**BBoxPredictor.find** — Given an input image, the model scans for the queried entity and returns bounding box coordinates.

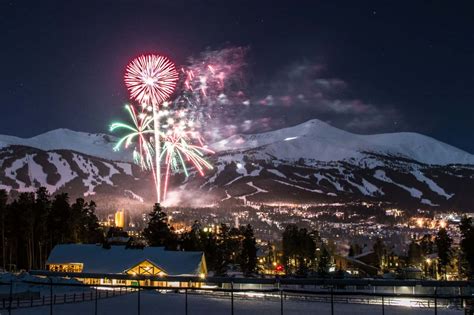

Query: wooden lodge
[45,244,207,287]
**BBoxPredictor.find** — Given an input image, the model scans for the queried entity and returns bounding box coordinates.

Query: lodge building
[45,244,207,287]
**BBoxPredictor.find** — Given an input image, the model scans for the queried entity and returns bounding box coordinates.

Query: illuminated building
[46,244,207,287]
[115,210,125,228]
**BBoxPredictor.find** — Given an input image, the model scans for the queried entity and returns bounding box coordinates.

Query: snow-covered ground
[0,273,89,296]
[12,290,463,315]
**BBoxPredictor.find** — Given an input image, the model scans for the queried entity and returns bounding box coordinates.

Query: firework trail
[111,102,214,202]
[124,54,179,203]
[110,104,154,168]
[161,127,214,200]
[110,104,158,185]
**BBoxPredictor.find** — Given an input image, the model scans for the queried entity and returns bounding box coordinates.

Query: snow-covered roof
[47,244,205,276]
[353,251,375,260]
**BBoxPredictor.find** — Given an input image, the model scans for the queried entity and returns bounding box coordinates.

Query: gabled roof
[353,251,375,260]
[47,244,205,276]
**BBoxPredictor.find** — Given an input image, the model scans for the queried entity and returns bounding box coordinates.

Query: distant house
[46,244,207,287]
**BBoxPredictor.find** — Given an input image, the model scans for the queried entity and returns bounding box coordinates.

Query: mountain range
[0,120,473,211]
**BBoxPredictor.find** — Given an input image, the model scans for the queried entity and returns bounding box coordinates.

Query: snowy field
[11,290,463,315]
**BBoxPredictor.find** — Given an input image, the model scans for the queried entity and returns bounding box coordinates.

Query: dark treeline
[282,225,332,276]
[0,187,103,271]
[143,204,258,276]
[142,204,334,276]
[348,222,474,280]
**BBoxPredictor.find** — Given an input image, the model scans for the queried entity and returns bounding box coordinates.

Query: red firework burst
[124,54,179,105]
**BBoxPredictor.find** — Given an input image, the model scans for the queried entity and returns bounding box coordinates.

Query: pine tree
[420,234,434,255]
[84,201,103,244]
[373,238,386,270]
[240,224,257,276]
[282,225,300,274]
[70,198,86,243]
[17,192,36,270]
[199,229,219,272]
[459,216,474,279]
[143,204,176,248]
[214,224,230,276]
[317,244,331,275]
[0,189,7,270]
[435,228,452,279]
[408,240,423,266]
[33,187,51,269]
[282,225,316,275]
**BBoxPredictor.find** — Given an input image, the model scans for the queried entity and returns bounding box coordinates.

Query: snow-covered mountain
[212,120,474,165]
[0,121,473,210]
[0,129,132,162]
[186,120,474,209]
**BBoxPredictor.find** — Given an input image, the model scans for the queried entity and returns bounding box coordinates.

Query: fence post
[278,280,283,315]
[95,287,98,315]
[434,287,437,315]
[330,287,334,315]
[137,286,141,315]
[185,287,188,315]
[49,278,53,315]
[382,295,384,315]
[8,279,12,315]
[231,281,234,315]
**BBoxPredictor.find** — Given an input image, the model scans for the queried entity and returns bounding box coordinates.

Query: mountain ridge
[0,120,473,210]
[1,120,473,166]
[211,119,474,165]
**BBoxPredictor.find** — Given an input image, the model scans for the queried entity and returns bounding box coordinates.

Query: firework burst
[124,55,179,106]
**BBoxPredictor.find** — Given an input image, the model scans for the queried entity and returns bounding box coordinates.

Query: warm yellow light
[416,218,423,227]
[199,273,206,279]
[426,258,432,265]
[115,210,125,228]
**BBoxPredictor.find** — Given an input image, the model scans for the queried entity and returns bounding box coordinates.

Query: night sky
[1,1,473,152]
